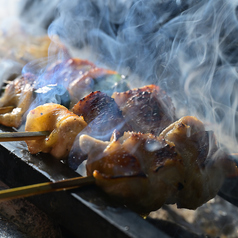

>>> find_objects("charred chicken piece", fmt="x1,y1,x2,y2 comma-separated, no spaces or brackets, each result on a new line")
158,116,238,209
79,116,238,213
112,84,158,107
0,73,35,128
0,58,93,128
112,84,176,135
42,58,129,105
73,91,130,140
80,130,184,214
25,103,87,159
0,57,127,129
42,58,96,105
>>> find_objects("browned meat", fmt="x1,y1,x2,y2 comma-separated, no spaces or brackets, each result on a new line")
25,103,87,159
44,58,96,106
158,116,238,209
79,116,238,213
0,73,35,128
73,91,130,140
80,130,184,214
112,84,176,135
0,58,93,128
41,58,127,106
112,84,159,107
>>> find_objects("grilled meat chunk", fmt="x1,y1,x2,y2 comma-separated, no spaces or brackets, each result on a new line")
79,116,238,213
46,58,128,105
0,73,35,128
112,84,158,107
0,57,127,128
158,116,238,209
25,103,87,159
80,131,184,214
38,58,96,106
112,84,176,135
73,91,130,140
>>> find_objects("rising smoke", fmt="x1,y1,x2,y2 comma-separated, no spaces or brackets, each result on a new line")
20,0,238,152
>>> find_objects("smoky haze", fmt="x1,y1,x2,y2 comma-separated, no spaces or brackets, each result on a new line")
19,0,238,153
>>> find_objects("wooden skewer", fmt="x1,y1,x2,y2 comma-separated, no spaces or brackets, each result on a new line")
0,131,50,142
0,176,95,201
0,106,15,114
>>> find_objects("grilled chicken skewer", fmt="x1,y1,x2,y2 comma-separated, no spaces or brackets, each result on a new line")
24,90,130,161
22,84,174,162
0,58,128,128
79,116,238,214
0,77,237,214
0,109,237,214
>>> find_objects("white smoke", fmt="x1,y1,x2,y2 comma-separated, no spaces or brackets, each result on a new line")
15,0,238,153
46,0,238,152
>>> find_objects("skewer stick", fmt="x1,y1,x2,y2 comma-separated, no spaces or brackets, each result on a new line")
0,131,50,142
0,106,14,114
0,176,95,201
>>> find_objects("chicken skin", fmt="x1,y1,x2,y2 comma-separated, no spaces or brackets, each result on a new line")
80,130,184,214
0,74,35,128
25,103,87,159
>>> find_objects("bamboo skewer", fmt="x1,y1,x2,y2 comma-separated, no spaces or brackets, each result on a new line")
0,131,50,142
0,131,95,201
0,176,95,201
0,130,95,200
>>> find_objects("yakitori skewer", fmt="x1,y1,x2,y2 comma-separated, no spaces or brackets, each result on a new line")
0,58,129,128
0,131,50,142
0,176,95,201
